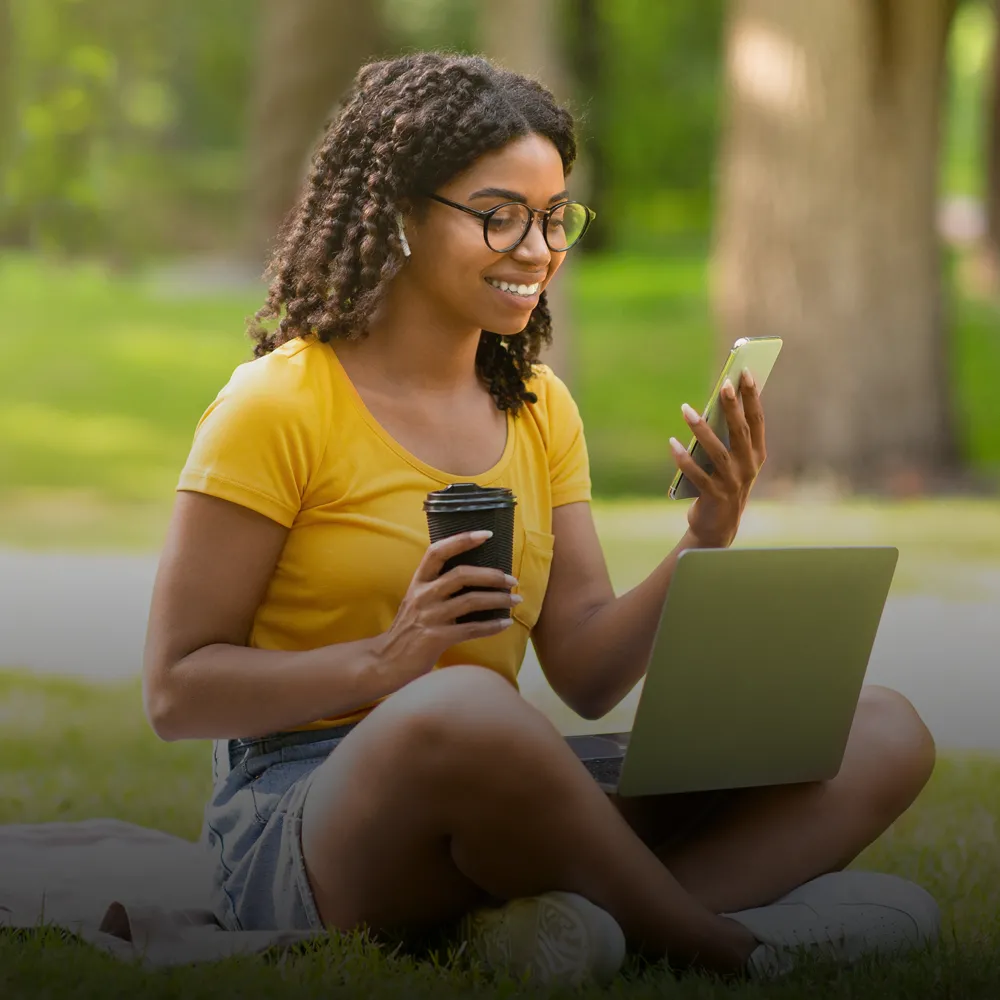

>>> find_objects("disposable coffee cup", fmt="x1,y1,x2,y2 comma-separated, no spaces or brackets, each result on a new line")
424,483,517,623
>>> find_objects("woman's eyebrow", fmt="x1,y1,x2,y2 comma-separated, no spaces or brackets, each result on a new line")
467,186,571,204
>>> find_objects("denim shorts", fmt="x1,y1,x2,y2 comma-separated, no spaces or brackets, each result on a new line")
201,727,356,932
200,726,730,933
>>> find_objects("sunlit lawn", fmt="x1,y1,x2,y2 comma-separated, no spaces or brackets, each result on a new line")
0,255,258,511
1,251,998,553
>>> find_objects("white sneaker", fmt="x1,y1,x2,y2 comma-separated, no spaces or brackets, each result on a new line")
459,890,626,987
724,870,941,978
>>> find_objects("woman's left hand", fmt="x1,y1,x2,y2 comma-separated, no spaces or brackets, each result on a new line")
670,369,767,549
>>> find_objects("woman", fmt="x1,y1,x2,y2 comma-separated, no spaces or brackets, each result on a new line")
143,52,939,986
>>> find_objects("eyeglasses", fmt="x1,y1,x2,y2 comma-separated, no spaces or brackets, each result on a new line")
429,194,596,253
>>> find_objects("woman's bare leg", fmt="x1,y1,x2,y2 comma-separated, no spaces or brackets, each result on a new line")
299,665,756,972
611,685,936,914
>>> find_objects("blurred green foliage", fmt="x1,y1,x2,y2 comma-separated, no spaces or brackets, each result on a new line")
595,0,725,249
2,0,256,262
0,0,994,261
943,0,996,198
0,0,729,261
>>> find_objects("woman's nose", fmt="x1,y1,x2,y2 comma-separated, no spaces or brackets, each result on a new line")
511,216,551,266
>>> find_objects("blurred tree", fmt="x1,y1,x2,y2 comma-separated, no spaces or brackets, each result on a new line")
3,0,119,255
0,0,256,263
986,0,1000,256
564,0,609,251
477,0,576,385
1,0,731,263
249,0,385,266
0,0,13,243
382,0,478,52
597,0,726,251
713,0,961,491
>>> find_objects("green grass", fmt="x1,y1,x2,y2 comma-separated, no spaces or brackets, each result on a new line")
572,253,718,497
0,670,208,836
593,497,1000,601
1,248,998,548
0,256,259,509
951,287,1000,474
2,668,1000,998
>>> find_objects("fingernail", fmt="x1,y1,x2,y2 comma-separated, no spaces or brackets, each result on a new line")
670,436,686,455
511,594,524,605
722,379,736,400
471,530,493,539
504,574,518,586
499,618,513,627
681,403,700,424
742,368,755,389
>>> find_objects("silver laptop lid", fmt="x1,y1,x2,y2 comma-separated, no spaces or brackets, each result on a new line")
617,546,898,796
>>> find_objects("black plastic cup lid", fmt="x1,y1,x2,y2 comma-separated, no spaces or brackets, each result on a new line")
424,483,517,512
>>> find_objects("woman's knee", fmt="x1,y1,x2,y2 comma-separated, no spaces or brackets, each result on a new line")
380,664,552,744
852,685,936,809
353,664,558,782
303,667,541,833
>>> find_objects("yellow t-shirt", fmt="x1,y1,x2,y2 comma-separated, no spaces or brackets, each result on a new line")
177,336,592,730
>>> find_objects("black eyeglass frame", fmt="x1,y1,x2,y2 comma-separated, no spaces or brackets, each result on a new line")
428,194,596,253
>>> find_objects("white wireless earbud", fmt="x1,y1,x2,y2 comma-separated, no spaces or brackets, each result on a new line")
396,212,411,258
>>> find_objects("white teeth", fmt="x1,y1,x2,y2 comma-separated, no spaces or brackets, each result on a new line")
486,278,540,297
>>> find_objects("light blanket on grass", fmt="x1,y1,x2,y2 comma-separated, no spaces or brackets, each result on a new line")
0,818,322,965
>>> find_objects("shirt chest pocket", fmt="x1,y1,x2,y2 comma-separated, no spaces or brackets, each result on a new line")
511,527,555,632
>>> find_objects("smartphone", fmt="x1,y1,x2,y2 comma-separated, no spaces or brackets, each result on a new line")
668,336,783,500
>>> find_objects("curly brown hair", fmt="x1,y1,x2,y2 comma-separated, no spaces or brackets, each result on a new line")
247,51,578,415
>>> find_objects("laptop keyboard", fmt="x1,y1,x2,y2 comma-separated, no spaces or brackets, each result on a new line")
583,756,624,787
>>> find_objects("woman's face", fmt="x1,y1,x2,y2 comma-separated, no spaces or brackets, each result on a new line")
404,133,570,337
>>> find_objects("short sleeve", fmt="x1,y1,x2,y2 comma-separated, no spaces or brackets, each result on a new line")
177,347,328,527
540,366,592,507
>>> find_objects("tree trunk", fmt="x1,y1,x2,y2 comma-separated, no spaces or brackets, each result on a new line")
248,0,384,266
477,0,576,388
712,0,960,492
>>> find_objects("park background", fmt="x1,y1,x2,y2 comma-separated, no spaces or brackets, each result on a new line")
1,0,1000,996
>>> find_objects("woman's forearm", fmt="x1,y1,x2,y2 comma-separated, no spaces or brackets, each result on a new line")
557,529,715,720
145,634,397,741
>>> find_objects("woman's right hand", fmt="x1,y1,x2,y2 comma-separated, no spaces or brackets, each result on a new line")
378,530,522,684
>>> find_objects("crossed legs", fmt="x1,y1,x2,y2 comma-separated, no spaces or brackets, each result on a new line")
609,684,936,914
299,668,934,973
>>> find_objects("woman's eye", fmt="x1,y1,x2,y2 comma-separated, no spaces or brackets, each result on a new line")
488,211,519,232
487,204,530,233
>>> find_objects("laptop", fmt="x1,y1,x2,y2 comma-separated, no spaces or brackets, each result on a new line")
565,546,898,796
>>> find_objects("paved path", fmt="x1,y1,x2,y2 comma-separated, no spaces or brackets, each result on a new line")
1,547,997,753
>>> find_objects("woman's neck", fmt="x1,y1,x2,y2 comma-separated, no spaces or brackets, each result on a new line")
338,277,485,399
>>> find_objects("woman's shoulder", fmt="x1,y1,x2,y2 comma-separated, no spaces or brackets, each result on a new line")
225,336,333,402
210,336,337,433
523,361,581,419
193,335,337,450
181,337,335,523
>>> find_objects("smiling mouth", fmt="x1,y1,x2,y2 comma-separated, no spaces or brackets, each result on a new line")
485,277,541,299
